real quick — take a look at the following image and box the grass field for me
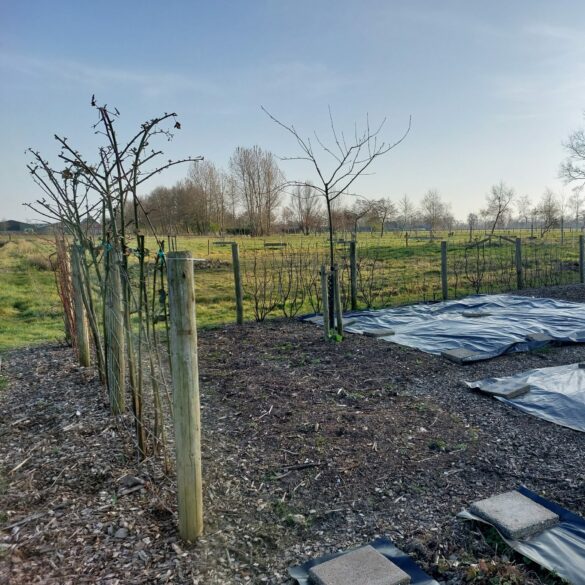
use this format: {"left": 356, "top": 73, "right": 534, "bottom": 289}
{"left": 0, "top": 229, "right": 582, "bottom": 352}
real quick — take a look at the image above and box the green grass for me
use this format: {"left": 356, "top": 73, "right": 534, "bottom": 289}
{"left": 1, "top": 228, "right": 582, "bottom": 351}
{"left": 0, "top": 237, "right": 63, "bottom": 352}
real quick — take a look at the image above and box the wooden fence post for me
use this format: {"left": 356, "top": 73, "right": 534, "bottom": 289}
{"left": 231, "top": 243, "right": 244, "bottom": 325}
{"left": 349, "top": 241, "right": 358, "bottom": 311}
{"left": 320, "top": 265, "right": 330, "bottom": 339}
{"left": 515, "top": 238, "right": 523, "bottom": 290}
{"left": 104, "top": 247, "right": 125, "bottom": 415}
{"left": 441, "top": 240, "right": 448, "bottom": 301}
{"left": 579, "top": 236, "right": 585, "bottom": 284}
{"left": 333, "top": 265, "right": 343, "bottom": 337}
{"left": 167, "top": 251, "right": 204, "bottom": 541}
{"left": 70, "top": 245, "right": 90, "bottom": 367}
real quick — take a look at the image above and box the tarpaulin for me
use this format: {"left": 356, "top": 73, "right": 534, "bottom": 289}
{"left": 288, "top": 537, "right": 439, "bottom": 585}
{"left": 466, "top": 363, "right": 585, "bottom": 432}
{"left": 302, "top": 294, "right": 585, "bottom": 362}
{"left": 459, "top": 486, "right": 585, "bottom": 585}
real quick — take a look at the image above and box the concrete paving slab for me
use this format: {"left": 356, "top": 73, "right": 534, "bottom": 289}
{"left": 441, "top": 348, "right": 481, "bottom": 364}
{"left": 526, "top": 332, "right": 554, "bottom": 343}
{"left": 308, "top": 545, "right": 411, "bottom": 585}
{"left": 462, "top": 310, "right": 493, "bottom": 318}
{"left": 470, "top": 491, "right": 559, "bottom": 539}
{"left": 362, "top": 328, "right": 395, "bottom": 337}
{"left": 477, "top": 384, "right": 530, "bottom": 399}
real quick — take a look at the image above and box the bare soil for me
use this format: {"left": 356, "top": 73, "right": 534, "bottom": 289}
{"left": 2, "top": 285, "right": 585, "bottom": 584}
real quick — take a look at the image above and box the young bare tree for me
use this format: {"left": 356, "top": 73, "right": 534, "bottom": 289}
{"left": 346, "top": 197, "right": 374, "bottom": 237}
{"left": 467, "top": 212, "right": 478, "bottom": 241}
{"left": 263, "top": 106, "right": 410, "bottom": 271}
{"left": 482, "top": 181, "right": 514, "bottom": 235}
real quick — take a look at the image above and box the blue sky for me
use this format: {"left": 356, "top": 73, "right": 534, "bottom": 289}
{"left": 1, "top": 0, "right": 584, "bottom": 222}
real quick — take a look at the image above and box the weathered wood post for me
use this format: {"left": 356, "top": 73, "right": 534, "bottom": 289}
{"left": 231, "top": 243, "right": 244, "bottom": 325}
{"left": 515, "top": 237, "right": 523, "bottom": 289}
{"left": 333, "top": 265, "right": 343, "bottom": 337}
{"left": 579, "top": 236, "right": 585, "bottom": 284}
{"left": 349, "top": 241, "right": 358, "bottom": 311}
{"left": 104, "top": 246, "right": 125, "bottom": 415}
{"left": 320, "top": 265, "right": 330, "bottom": 339}
{"left": 70, "top": 245, "right": 90, "bottom": 367}
{"left": 441, "top": 240, "right": 448, "bottom": 301}
{"left": 167, "top": 251, "right": 203, "bottom": 541}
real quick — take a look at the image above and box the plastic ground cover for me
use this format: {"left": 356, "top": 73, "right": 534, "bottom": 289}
{"left": 465, "top": 363, "right": 585, "bottom": 432}
{"left": 302, "top": 294, "right": 585, "bottom": 362}
{"left": 288, "top": 537, "right": 439, "bottom": 585}
{"left": 459, "top": 486, "right": 585, "bottom": 585}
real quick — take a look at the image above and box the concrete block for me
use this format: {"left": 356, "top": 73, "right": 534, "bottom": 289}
{"left": 470, "top": 491, "right": 559, "bottom": 540}
{"left": 441, "top": 348, "right": 480, "bottom": 364}
{"left": 462, "top": 310, "right": 493, "bottom": 318}
{"left": 362, "top": 328, "right": 395, "bottom": 338}
{"left": 308, "top": 545, "right": 411, "bottom": 585}
{"left": 526, "top": 332, "right": 554, "bottom": 343}
{"left": 478, "top": 384, "right": 530, "bottom": 399}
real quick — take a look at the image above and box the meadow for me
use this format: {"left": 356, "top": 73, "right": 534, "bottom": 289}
{"left": 0, "top": 228, "right": 582, "bottom": 352}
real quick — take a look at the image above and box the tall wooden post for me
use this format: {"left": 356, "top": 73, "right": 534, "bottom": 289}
{"left": 320, "top": 265, "right": 330, "bottom": 339}
{"left": 349, "top": 241, "right": 358, "bottom": 311}
{"left": 333, "top": 266, "right": 343, "bottom": 337}
{"left": 70, "top": 245, "right": 90, "bottom": 367}
{"left": 167, "top": 251, "right": 203, "bottom": 540}
{"left": 515, "top": 237, "right": 523, "bottom": 290}
{"left": 440, "top": 240, "right": 448, "bottom": 301}
{"left": 579, "top": 236, "right": 585, "bottom": 284}
{"left": 231, "top": 243, "right": 244, "bottom": 325}
{"left": 104, "top": 247, "right": 125, "bottom": 415}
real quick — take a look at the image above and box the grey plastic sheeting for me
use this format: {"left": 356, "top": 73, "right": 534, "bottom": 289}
{"left": 302, "top": 294, "right": 585, "bottom": 361}
{"left": 288, "top": 537, "right": 439, "bottom": 585}
{"left": 460, "top": 486, "right": 585, "bottom": 585}
{"left": 466, "top": 363, "right": 585, "bottom": 432}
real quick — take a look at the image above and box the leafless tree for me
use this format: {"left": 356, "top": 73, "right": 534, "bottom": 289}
{"left": 420, "top": 189, "right": 449, "bottom": 237}
{"left": 535, "top": 188, "right": 560, "bottom": 237}
{"left": 482, "top": 181, "right": 514, "bottom": 235}
{"left": 569, "top": 187, "right": 584, "bottom": 229}
{"left": 371, "top": 197, "right": 397, "bottom": 237}
{"left": 561, "top": 117, "right": 585, "bottom": 186}
{"left": 467, "top": 212, "right": 478, "bottom": 242}
{"left": 229, "top": 145, "right": 284, "bottom": 236}
{"left": 515, "top": 194, "right": 532, "bottom": 229}
{"left": 398, "top": 194, "right": 415, "bottom": 232}
{"left": 262, "top": 106, "right": 410, "bottom": 272}
{"left": 288, "top": 183, "right": 322, "bottom": 235}
{"left": 345, "top": 197, "right": 374, "bottom": 237}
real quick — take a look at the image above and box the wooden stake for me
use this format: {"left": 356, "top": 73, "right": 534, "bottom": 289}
{"left": 320, "top": 265, "right": 330, "bottom": 339}
{"left": 70, "top": 245, "right": 90, "bottom": 367}
{"left": 231, "top": 243, "right": 244, "bottom": 324}
{"left": 515, "top": 237, "right": 523, "bottom": 290}
{"left": 349, "top": 241, "right": 358, "bottom": 311}
{"left": 333, "top": 265, "right": 343, "bottom": 337}
{"left": 167, "top": 251, "right": 203, "bottom": 540}
{"left": 441, "top": 240, "right": 448, "bottom": 301}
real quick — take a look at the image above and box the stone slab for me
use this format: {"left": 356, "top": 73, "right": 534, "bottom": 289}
{"left": 441, "top": 348, "right": 481, "bottom": 364}
{"left": 477, "top": 384, "right": 530, "bottom": 399}
{"left": 526, "top": 332, "right": 554, "bottom": 343}
{"left": 462, "top": 310, "right": 493, "bottom": 318}
{"left": 308, "top": 545, "right": 411, "bottom": 585}
{"left": 469, "top": 491, "right": 559, "bottom": 540}
{"left": 362, "top": 328, "right": 395, "bottom": 338}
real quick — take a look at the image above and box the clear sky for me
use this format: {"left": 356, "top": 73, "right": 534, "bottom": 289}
{"left": 1, "top": 0, "right": 584, "bottom": 222}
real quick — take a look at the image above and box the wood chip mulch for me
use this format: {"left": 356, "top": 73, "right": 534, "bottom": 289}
{"left": 2, "top": 284, "right": 585, "bottom": 584}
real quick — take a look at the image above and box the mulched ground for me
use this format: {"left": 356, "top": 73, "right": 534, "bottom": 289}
{"left": 2, "top": 285, "right": 585, "bottom": 584}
